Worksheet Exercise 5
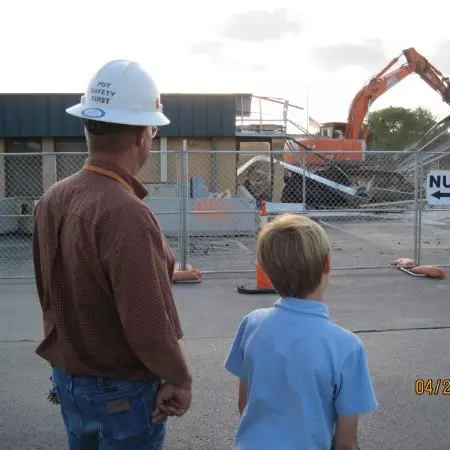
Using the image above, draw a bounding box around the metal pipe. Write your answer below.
[413,151,420,264]
[302,152,306,207]
[180,141,189,271]
[211,138,217,193]
[417,154,424,265]
[259,97,262,133]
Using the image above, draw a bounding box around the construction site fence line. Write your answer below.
[4,150,443,156]
[0,148,450,279]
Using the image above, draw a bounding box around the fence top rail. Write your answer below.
[0,150,182,156]
[1,149,448,156]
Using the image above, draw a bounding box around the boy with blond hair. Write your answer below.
[225,214,377,450]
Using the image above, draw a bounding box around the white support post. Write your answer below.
[160,137,168,182]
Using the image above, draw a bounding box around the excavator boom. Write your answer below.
[285,47,450,168]
[345,47,450,140]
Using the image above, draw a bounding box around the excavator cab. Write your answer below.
[318,122,347,139]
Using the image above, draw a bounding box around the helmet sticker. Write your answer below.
[91,81,116,105]
[81,108,106,119]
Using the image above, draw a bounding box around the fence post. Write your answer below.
[302,151,306,209]
[178,140,189,271]
[417,153,424,265]
[413,151,419,265]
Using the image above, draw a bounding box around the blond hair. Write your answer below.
[257,214,331,298]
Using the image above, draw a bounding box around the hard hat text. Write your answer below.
[91,88,116,97]
[90,81,116,105]
[97,81,112,88]
[91,96,111,104]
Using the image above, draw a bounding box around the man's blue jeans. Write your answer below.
[52,366,166,449]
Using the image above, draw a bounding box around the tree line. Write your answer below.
[366,106,447,150]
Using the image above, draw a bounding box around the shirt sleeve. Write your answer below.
[224,315,249,380]
[106,221,183,364]
[334,339,378,416]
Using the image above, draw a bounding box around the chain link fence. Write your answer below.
[1,149,449,278]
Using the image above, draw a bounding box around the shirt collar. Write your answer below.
[274,297,330,319]
[85,157,148,200]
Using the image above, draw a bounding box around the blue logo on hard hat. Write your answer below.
[81,108,105,118]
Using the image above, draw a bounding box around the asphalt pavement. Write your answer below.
[1,269,449,450]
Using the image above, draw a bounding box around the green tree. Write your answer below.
[367,106,437,150]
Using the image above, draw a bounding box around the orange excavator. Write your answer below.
[285,47,450,165]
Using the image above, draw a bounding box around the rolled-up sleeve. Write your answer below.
[106,222,183,363]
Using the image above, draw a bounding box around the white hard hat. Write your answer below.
[66,60,170,127]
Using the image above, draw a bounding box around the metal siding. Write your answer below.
[192,96,208,136]
[221,96,237,136]
[0,96,20,137]
[206,97,221,138]
[0,94,238,138]
[159,95,180,137]
[178,97,194,136]
[48,95,85,137]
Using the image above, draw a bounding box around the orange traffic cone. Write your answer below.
[238,200,277,295]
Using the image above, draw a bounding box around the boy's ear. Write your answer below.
[323,254,331,274]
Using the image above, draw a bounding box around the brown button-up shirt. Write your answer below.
[32,157,183,380]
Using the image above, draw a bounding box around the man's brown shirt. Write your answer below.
[32,157,183,380]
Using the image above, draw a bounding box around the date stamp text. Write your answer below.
[415,378,450,396]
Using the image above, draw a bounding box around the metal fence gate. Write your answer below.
[0,149,449,279]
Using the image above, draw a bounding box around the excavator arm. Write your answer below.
[404,48,450,101]
[345,48,450,140]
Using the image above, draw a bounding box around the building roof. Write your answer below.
[0,93,251,138]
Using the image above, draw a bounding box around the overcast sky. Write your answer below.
[1,0,449,129]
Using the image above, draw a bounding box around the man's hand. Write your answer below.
[152,382,192,423]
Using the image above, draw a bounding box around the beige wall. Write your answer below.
[35,135,239,197]
[213,137,237,194]
[138,137,238,196]
[42,138,56,192]
[0,139,5,197]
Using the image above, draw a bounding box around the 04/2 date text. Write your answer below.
[415,379,450,396]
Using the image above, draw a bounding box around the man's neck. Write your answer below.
[89,151,138,176]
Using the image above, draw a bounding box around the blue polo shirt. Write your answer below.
[224,298,378,450]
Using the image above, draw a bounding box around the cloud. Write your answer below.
[189,40,227,66]
[219,8,302,42]
[310,39,387,72]
[250,64,266,73]
[432,40,450,74]
[188,39,267,72]
[189,40,224,56]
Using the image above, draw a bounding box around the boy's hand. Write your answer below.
[152,382,192,423]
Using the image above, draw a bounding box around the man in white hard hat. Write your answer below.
[32,60,192,449]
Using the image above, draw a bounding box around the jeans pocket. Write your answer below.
[88,385,153,447]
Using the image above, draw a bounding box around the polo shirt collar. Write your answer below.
[274,297,329,319]
[85,157,148,200]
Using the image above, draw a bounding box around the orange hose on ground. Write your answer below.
[173,267,203,282]
[391,257,446,279]
[410,266,446,279]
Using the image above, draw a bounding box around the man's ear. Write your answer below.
[135,126,147,147]
[323,254,331,274]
